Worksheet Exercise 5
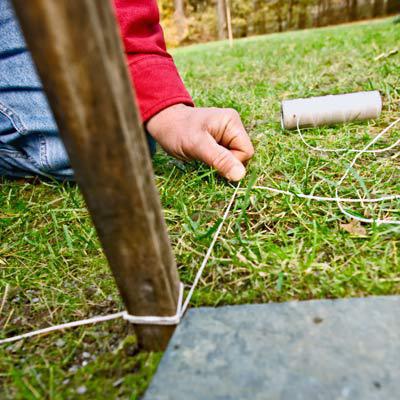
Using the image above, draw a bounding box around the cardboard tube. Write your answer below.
[281,90,382,129]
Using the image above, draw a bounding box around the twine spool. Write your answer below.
[281,90,382,129]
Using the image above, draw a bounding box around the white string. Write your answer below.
[122,281,185,326]
[181,183,240,314]
[255,116,400,225]
[335,118,400,225]
[252,185,400,203]
[0,186,240,344]
[0,312,125,344]
[0,283,184,345]
[296,117,400,154]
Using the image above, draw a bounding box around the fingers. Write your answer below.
[148,105,254,181]
[189,108,254,181]
[218,109,255,163]
[193,134,246,181]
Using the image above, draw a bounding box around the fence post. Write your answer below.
[12,0,180,350]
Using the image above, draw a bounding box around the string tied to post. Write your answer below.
[121,282,184,326]
[0,185,240,345]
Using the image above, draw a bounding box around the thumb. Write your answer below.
[194,134,246,181]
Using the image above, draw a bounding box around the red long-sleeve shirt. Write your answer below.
[113,0,194,122]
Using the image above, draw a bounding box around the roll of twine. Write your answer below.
[281,91,382,129]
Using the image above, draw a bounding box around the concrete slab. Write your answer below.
[144,296,400,400]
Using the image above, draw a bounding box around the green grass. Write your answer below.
[1,17,400,399]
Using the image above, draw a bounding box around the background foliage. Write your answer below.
[159,0,400,46]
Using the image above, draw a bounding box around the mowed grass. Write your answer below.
[1,17,400,399]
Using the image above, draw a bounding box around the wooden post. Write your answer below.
[11,0,180,350]
[217,0,228,40]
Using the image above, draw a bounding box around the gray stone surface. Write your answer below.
[144,296,400,400]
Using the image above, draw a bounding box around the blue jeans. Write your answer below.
[0,0,155,180]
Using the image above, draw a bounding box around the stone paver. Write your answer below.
[144,296,400,400]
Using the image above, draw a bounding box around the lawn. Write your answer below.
[1,17,400,399]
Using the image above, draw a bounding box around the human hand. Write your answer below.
[146,104,254,181]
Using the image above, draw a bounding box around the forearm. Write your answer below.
[113,0,193,122]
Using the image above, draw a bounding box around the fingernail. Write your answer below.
[227,164,246,181]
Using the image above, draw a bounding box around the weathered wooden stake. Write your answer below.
[12,0,180,350]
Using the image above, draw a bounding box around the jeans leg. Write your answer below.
[0,0,73,180]
[147,133,157,157]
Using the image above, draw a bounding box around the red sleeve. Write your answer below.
[113,0,194,122]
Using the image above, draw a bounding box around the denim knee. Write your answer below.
[0,102,74,180]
